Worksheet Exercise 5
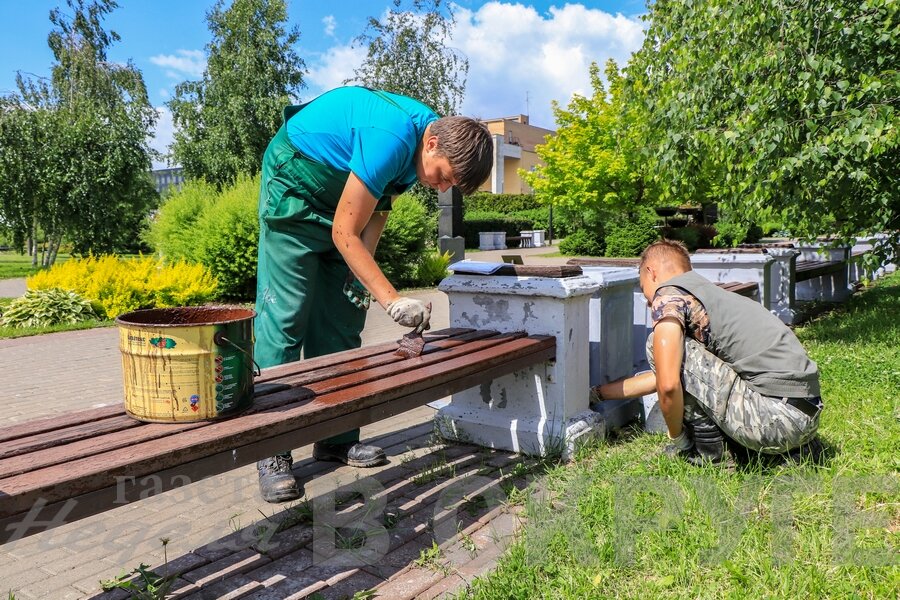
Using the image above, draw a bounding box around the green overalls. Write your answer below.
[254,103,392,447]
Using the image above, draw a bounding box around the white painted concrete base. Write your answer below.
[640,391,668,434]
[435,402,606,460]
[436,272,601,460]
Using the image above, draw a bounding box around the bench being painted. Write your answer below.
[0,329,554,544]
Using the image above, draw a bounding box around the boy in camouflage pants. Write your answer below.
[596,240,823,464]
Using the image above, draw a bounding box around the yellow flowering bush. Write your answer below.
[27,256,218,319]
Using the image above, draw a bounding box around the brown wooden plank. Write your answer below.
[0,415,140,460]
[476,264,583,277]
[0,331,519,479]
[0,335,554,515]
[252,327,474,384]
[566,257,639,267]
[273,328,502,388]
[795,260,844,280]
[0,339,554,544]
[0,405,124,444]
[696,248,765,254]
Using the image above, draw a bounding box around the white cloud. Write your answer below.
[302,3,645,130]
[322,15,337,38]
[303,44,367,97]
[453,2,646,129]
[149,106,175,170]
[149,49,206,80]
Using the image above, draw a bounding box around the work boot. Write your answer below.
[783,436,825,464]
[684,415,726,466]
[313,441,386,468]
[257,453,302,503]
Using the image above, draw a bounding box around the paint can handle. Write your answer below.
[214,333,262,377]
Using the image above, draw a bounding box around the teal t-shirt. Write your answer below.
[287,86,438,201]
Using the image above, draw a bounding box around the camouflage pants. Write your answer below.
[646,333,820,453]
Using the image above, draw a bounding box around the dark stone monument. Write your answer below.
[438,187,465,263]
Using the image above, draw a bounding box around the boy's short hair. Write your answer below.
[639,239,691,272]
[430,116,493,195]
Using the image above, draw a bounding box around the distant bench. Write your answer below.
[795,260,845,282]
[717,280,759,299]
[0,328,555,544]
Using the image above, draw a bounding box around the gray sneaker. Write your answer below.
[257,453,302,503]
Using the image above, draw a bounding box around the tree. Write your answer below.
[168,0,305,188]
[348,0,468,118]
[523,60,650,229]
[627,0,899,259]
[0,0,158,262]
[0,99,49,263]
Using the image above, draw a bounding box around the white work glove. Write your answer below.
[387,298,431,333]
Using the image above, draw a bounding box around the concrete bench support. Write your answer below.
[436,273,601,459]
[579,266,640,386]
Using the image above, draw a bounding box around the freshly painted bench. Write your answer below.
[0,328,555,544]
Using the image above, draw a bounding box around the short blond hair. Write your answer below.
[639,239,691,272]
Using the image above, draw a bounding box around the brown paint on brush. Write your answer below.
[395,332,426,358]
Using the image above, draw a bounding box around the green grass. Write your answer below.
[455,273,900,600]
[0,251,72,279]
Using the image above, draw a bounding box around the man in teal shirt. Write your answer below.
[255,87,493,502]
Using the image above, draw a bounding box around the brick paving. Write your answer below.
[0,246,563,599]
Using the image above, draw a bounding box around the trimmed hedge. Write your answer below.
[462,211,534,248]
[464,192,538,213]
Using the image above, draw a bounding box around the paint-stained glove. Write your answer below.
[387,297,431,333]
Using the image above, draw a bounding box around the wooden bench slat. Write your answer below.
[253,327,475,384]
[566,257,640,268]
[0,405,125,444]
[0,415,141,461]
[0,334,554,518]
[273,328,501,389]
[0,331,527,482]
[795,260,844,281]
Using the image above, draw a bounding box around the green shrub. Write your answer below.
[27,255,218,319]
[193,175,259,299]
[603,209,660,257]
[559,229,605,256]
[464,192,537,213]
[416,250,452,287]
[145,179,216,261]
[376,194,435,288]
[0,288,99,328]
[148,175,258,300]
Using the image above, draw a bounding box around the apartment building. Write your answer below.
[478,115,555,195]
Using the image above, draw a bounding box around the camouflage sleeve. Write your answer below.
[650,286,690,330]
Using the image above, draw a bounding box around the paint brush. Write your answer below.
[394,302,431,358]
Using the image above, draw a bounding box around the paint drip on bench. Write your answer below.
[115,306,257,423]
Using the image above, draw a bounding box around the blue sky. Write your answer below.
[1,1,648,167]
